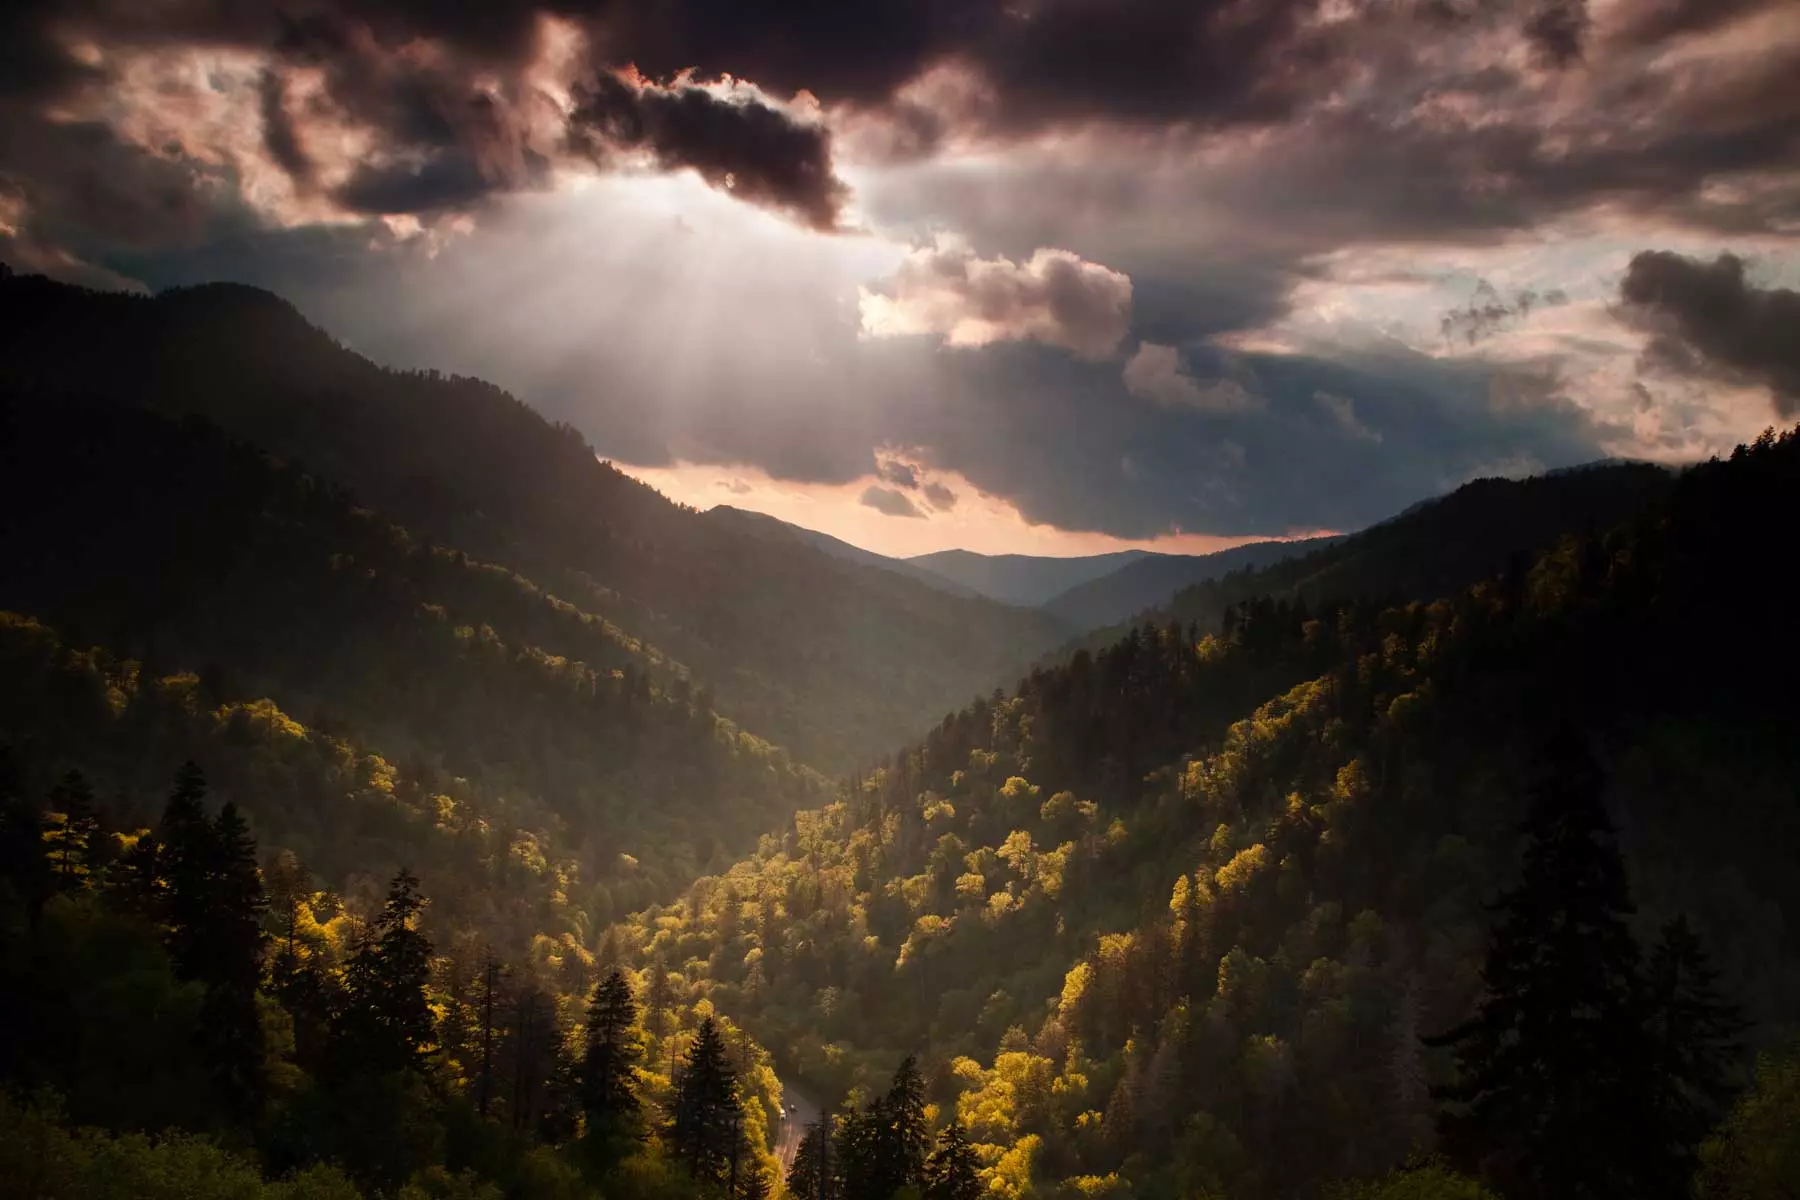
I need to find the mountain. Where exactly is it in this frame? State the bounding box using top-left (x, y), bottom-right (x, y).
top-left (1072, 459), bottom-right (1676, 652)
top-left (616, 425), bottom-right (1800, 1200)
top-left (1040, 535), bottom-right (1341, 629)
top-left (906, 548), bottom-right (1158, 607)
top-left (0, 392), bottom-right (825, 903)
top-left (0, 271), bottom-right (1067, 772)
top-left (705, 506), bottom-right (986, 599)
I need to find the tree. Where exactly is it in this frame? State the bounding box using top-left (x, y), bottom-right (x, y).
top-left (787, 1116), bottom-right (841, 1200)
top-left (1645, 916), bottom-right (1742, 1185)
top-left (1428, 730), bottom-right (1664, 1198)
top-left (334, 868), bottom-right (435, 1077)
top-left (1698, 1039), bottom-right (1800, 1200)
top-left (667, 1016), bottom-right (742, 1184)
top-left (923, 1121), bottom-right (982, 1200)
top-left (157, 761), bottom-right (216, 978)
top-left (0, 787), bottom-right (53, 932)
top-left (579, 969), bottom-right (643, 1157)
top-left (841, 1056), bottom-right (930, 1200)
top-left (45, 770), bottom-right (100, 888)
top-left (194, 801), bottom-right (269, 1115)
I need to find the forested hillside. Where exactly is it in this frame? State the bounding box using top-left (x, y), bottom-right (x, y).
top-left (1070, 462), bottom-right (1676, 656)
top-left (1039, 536), bottom-right (1339, 631)
top-left (0, 271), bottom-right (1066, 771)
top-left (617, 428), bottom-right (1800, 1199)
top-left (0, 393), bottom-right (824, 903)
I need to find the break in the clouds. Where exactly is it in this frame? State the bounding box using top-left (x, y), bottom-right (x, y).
top-left (3, 0), bottom-right (1799, 545)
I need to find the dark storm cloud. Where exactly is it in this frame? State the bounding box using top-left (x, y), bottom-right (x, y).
top-left (1620, 251), bottom-right (1800, 417)
top-left (5, 0), bottom-right (1799, 270)
top-left (258, 71), bottom-right (315, 192)
top-left (859, 485), bottom-right (926, 519)
top-left (1523, 0), bottom-right (1591, 67)
top-left (922, 481), bottom-right (957, 511)
top-left (568, 75), bottom-right (846, 231)
top-left (1440, 281), bottom-right (1569, 345)
top-left (875, 459), bottom-right (920, 489)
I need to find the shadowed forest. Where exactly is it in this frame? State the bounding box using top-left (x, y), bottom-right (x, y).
top-left (2, 269), bottom-right (1797, 1200)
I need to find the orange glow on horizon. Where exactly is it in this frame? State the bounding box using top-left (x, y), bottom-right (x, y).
top-left (617, 459), bottom-right (1338, 559)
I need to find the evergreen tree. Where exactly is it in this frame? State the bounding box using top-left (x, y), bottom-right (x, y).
top-left (1646, 916), bottom-right (1743, 1190)
top-left (580, 969), bottom-right (643, 1154)
top-left (334, 868), bottom-right (435, 1076)
top-left (668, 1015), bottom-right (742, 1184)
top-left (157, 760), bottom-right (215, 977)
top-left (1428, 730), bottom-right (1664, 1198)
top-left (196, 801), bottom-right (270, 1115)
top-left (787, 1116), bottom-right (841, 1200)
top-left (45, 770), bottom-right (100, 888)
top-left (842, 1056), bottom-right (930, 1200)
top-left (104, 831), bottom-right (163, 917)
top-left (737, 1161), bottom-right (772, 1200)
top-left (922, 1121), bottom-right (982, 1200)
top-left (0, 787), bottom-right (53, 932)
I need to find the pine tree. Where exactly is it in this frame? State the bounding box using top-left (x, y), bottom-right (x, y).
top-left (1428, 729), bottom-right (1665, 1198)
top-left (195, 801), bottom-right (269, 1115)
top-left (737, 1161), bottom-right (772, 1200)
top-left (0, 787), bottom-right (53, 932)
top-left (922, 1121), bottom-right (982, 1200)
top-left (475, 950), bottom-right (505, 1118)
top-left (335, 868), bottom-right (436, 1077)
top-left (842, 1056), bottom-right (930, 1200)
top-left (668, 1016), bottom-right (742, 1183)
top-left (45, 770), bottom-right (100, 888)
top-left (580, 969), bottom-right (643, 1155)
top-left (787, 1116), bottom-right (841, 1200)
top-left (1645, 916), bottom-right (1743, 1192)
top-left (157, 760), bottom-right (215, 978)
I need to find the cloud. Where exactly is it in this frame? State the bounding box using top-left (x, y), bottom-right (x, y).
top-left (859, 484), bottom-right (926, 518)
top-left (1123, 343), bottom-right (1260, 412)
top-left (922, 480), bottom-right (958, 511)
top-left (1440, 281), bottom-right (1571, 346)
top-left (718, 477), bottom-right (754, 495)
top-left (875, 457), bottom-right (920, 488)
top-left (859, 238), bottom-right (1132, 358)
top-left (568, 73), bottom-right (847, 231)
top-left (1619, 250), bottom-right (1800, 416)
top-left (1314, 391), bottom-right (1383, 443)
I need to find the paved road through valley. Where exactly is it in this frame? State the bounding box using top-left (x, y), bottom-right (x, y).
top-left (773, 1078), bottom-right (821, 1178)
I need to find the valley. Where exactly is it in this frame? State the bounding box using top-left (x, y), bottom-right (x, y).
top-left (2, 265), bottom-right (1796, 1200)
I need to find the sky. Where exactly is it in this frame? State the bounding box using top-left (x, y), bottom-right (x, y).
top-left (3, 0), bottom-right (1798, 558)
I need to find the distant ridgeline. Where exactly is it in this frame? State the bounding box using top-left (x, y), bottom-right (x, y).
top-left (619, 427), bottom-right (1800, 1200)
top-left (0, 268), bottom-right (1069, 775)
top-left (3, 260), bottom-right (1795, 1200)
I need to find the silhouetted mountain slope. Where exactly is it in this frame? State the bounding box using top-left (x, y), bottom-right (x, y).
top-left (906, 548), bottom-right (1155, 606)
top-left (1071, 460), bottom-right (1675, 652)
top-left (0, 393), bottom-right (829, 901)
top-left (706, 506), bottom-right (987, 600)
top-left (620, 426), bottom-right (1800, 1200)
top-left (1041, 535), bottom-right (1340, 629)
top-left (0, 271), bottom-right (1065, 770)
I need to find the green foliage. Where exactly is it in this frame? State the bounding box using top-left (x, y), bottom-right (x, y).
top-left (615, 425), bottom-right (1800, 1199)
top-left (581, 969), bottom-right (645, 1162)
top-left (1698, 1040), bottom-right (1800, 1200)
top-left (1326, 1159), bottom-right (1498, 1200)
top-left (0, 1090), bottom-right (365, 1199)
top-left (667, 1016), bottom-right (743, 1186)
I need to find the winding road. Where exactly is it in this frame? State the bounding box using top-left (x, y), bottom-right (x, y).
top-left (773, 1078), bottom-right (821, 1176)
